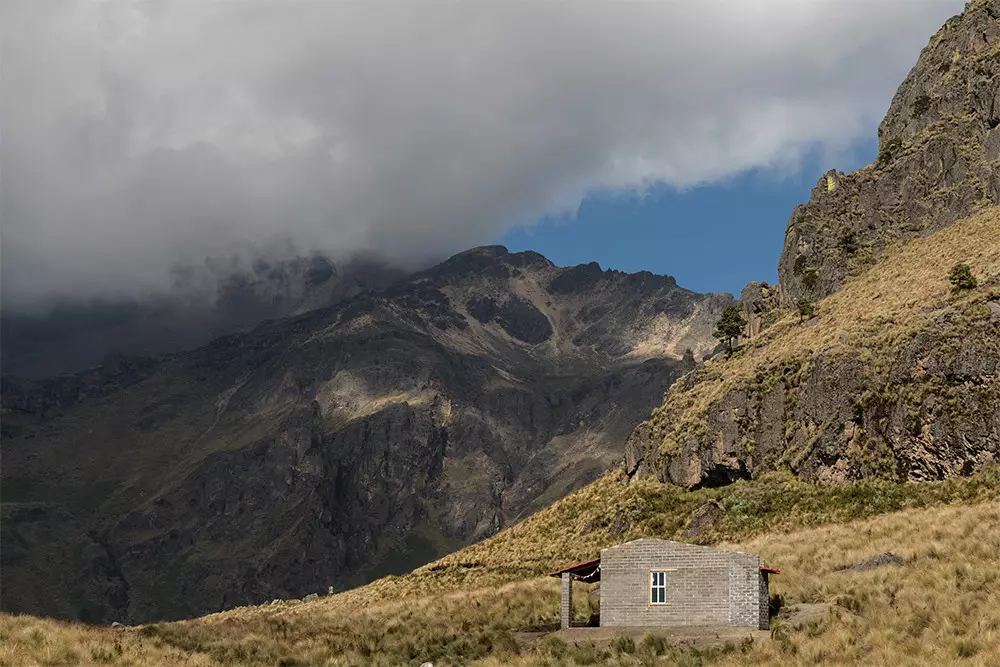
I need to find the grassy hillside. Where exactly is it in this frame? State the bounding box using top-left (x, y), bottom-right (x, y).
top-left (1, 470), bottom-right (998, 666)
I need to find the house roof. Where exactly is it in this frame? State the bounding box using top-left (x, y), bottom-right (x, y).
top-left (548, 557), bottom-right (601, 581)
top-left (761, 566), bottom-right (781, 574)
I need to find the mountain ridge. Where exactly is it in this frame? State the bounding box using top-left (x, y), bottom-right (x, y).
top-left (1, 244), bottom-right (729, 624)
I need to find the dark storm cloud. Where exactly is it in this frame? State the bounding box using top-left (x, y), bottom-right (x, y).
top-left (0, 0), bottom-right (963, 307)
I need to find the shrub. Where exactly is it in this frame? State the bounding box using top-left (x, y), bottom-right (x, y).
top-left (948, 262), bottom-right (978, 291)
top-left (876, 137), bottom-right (903, 169)
top-left (839, 227), bottom-right (858, 255)
top-left (911, 94), bottom-right (932, 118)
top-left (611, 634), bottom-right (636, 655)
top-left (793, 255), bottom-right (808, 276)
top-left (639, 632), bottom-right (671, 656)
top-left (538, 635), bottom-right (568, 658)
top-left (797, 298), bottom-right (815, 323)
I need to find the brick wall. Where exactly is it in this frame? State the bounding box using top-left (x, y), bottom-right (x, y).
top-left (598, 539), bottom-right (767, 629)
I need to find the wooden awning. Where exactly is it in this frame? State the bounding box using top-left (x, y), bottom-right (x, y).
top-left (761, 566), bottom-right (781, 574)
top-left (548, 557), bottom-right (601, 582)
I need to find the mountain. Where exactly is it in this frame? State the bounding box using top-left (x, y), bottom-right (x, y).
top-left (1, 246), bottom-right (730, 623)
top-left (625, 0), bottom-right (1000, 491)
top-left (0, 254), bottom-right (407, 377)
top-left (778, 0), bottom-right (1000, 304)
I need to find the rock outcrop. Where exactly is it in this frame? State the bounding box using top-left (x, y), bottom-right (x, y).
top-left (627, 277), bottom-right (1000, 488)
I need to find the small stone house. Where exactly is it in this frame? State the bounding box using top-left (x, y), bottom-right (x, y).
top-left (550, 538), bottom-right (777, 630)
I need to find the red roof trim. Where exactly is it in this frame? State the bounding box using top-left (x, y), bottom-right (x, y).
top-left (548, 557), bottom-right (601, 578)
top-left (761, 567), bottom-right (781, 574)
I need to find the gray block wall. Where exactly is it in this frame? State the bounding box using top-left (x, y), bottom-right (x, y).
top-left (598, 539), bottom-right (768, 629)
top-left (561, 572), bottom-right (572, 629)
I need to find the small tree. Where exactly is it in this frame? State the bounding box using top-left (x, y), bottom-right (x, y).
top-left (948, 262), bottom-right (978, 292)
top-left (797, 298), bottom-right (815, 323)
top-left (713, 305), bottom-right (746, 353)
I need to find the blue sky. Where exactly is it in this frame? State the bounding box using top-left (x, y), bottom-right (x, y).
top-left (500, 138), bottom-right (878, 297)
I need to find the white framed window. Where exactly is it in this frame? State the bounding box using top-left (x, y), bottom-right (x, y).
top-left (649, 570), bottom-right (668, 605)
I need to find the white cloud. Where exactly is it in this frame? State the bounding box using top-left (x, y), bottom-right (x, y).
top-left (0, 0), bottom-right (963, 307)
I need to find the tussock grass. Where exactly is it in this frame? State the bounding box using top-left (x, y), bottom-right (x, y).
top-left (470, 501), bottom-right (1000, 666)
top-left (2, 473), bottom-right (997, 666)
top-left (712, 500), bottom-right (1000, 665)
top-left (645, 208), bottom-right (1000, 454)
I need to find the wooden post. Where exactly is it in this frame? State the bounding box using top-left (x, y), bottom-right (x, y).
top-left (561, 572), bottom-right (572, 629)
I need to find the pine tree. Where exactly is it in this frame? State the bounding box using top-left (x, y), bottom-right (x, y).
top-left (948, 262), bottom-right (978, 292)
top-left (713, 305), bottom-right (746, 353)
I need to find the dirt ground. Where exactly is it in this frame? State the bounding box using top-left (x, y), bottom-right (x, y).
top-left (515, 625), bottom-right (771, 651)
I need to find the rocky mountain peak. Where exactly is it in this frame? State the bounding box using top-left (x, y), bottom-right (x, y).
top-left (776, 0), bottom-right (1000, 304)
top-left (878, 0), bottom-right (1000, 150)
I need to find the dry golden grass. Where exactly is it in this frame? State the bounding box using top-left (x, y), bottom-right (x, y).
top-left (468, 501), bottom-right (1000, 667)
top-left (0, 614), bottom-right (216, 666)
top-left (646, 207), bottom-right (1000, 453)
top-left (712, 501), bottom-right (1000, 666)
top-left (4, 499), bottom-right (998, 666)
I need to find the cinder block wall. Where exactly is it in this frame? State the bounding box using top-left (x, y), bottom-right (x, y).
top-left (598, 539), bottom-right (767, 629)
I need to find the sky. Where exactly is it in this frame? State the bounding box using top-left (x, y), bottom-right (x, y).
top-left (0, 0), bottom-right (966, 310)
top-left (500, 138), bottom-right (879, 296)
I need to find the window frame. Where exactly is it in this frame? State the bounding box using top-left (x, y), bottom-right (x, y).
top-left (648, 568), bottom-right (675, 606)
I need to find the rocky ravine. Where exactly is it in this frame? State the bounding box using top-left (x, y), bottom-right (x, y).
top-left (1, 246), bottom-right (730, 624)
top-left (625, 1), bottom-right (1000, 491)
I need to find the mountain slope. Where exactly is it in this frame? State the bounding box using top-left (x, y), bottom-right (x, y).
top-left (1, 246), bottom-right (729, 624)
top-left (626, 207), bottom-right (1000, 489)
top-left (2, 471), bottom-right (996, 666)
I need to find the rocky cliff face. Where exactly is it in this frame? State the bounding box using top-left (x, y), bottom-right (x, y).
top-left (779, 0), bottom-right (1000, 304)
top-left (1, 246), bottom-right (729, 623)
top-left (625, 2), bottom-right (1000, 491)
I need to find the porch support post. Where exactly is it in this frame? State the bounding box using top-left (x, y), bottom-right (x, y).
top-left (561, 572), bottom-right (572, 629)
